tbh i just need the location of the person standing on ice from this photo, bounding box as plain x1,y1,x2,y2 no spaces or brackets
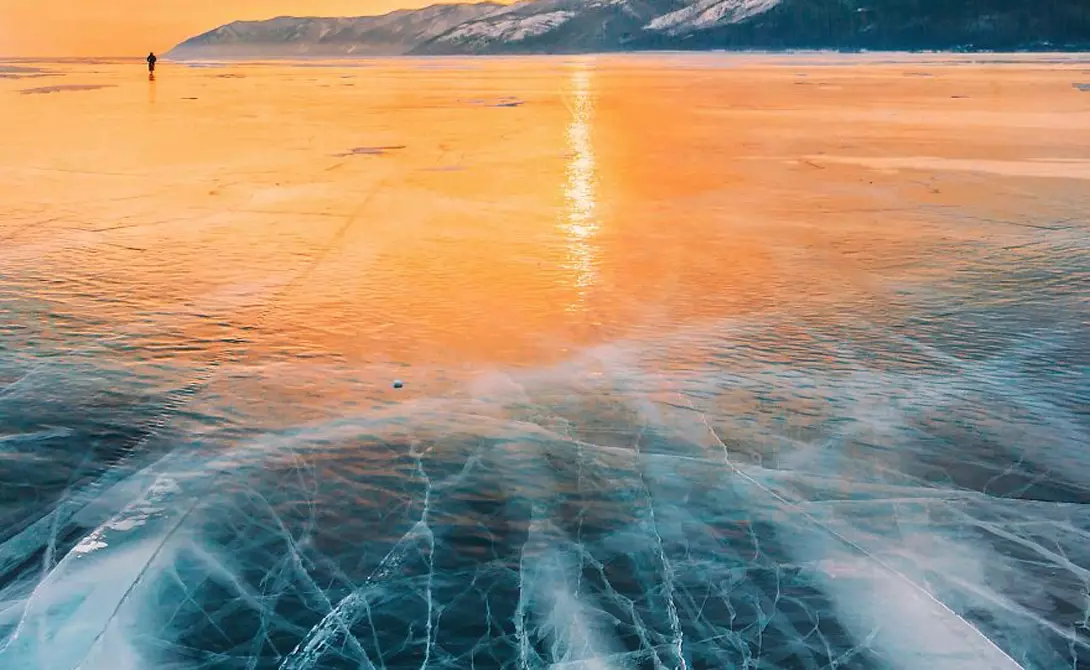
147,52,157,74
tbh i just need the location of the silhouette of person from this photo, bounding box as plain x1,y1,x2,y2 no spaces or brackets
147,52,157,74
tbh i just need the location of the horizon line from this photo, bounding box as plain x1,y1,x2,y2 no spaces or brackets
5,49,1090,61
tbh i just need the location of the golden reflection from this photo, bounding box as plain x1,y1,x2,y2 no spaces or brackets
2,57,1078,371
560,61,600,312
0,0,517,57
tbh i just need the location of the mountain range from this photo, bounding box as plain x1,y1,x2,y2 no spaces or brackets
166,0,1090,58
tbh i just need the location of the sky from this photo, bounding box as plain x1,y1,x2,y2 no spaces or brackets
0,0,507,57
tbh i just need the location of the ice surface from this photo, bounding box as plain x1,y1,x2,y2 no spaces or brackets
1,54,1089,669
334,146,408,157
807,156,1090,181
18,84,115,95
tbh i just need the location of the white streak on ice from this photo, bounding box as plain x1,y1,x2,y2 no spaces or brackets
677,395,1025,670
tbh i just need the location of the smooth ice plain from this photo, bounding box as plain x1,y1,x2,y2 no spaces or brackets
1,53,1089,670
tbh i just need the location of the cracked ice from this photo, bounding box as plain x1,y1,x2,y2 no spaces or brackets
2,329,1088,669
2,55,1089,670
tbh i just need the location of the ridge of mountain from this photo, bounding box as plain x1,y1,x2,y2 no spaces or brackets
166,0,1090,59
167,3,504,58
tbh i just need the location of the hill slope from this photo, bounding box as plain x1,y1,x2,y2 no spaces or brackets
167,3,503,58
628,0,1090,51
167,0,1090,58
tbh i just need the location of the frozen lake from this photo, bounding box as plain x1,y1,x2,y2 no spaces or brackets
1,54,1089,669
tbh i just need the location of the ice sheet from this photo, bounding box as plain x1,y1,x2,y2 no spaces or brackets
1,54,1088,669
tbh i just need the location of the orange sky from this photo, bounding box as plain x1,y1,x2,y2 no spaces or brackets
0,0,507,57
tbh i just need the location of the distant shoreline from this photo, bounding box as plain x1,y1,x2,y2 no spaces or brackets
5,49,1090,63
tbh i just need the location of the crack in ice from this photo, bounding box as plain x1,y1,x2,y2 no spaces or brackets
631,426,687,670
681,393,1027,669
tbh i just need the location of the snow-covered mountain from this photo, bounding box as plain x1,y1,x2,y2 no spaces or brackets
630,0,1090,51
416,0,1090,53
167,3,503,59
645,0,780,36
167,0,1090,59
411,0,686,54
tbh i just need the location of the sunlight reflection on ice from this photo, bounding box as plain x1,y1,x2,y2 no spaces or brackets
1,55,1088,670
560,61,600,313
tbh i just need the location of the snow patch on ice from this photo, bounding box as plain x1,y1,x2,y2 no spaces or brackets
71,540,108,555
70,476,179,557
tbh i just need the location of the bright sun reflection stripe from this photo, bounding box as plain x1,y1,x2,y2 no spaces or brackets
561,61,599,312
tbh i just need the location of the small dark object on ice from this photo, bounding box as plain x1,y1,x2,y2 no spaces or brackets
393,380,404,389
335,145,406,157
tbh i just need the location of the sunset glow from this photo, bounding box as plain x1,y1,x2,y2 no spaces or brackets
0,0,511,57
2,39,1088,667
